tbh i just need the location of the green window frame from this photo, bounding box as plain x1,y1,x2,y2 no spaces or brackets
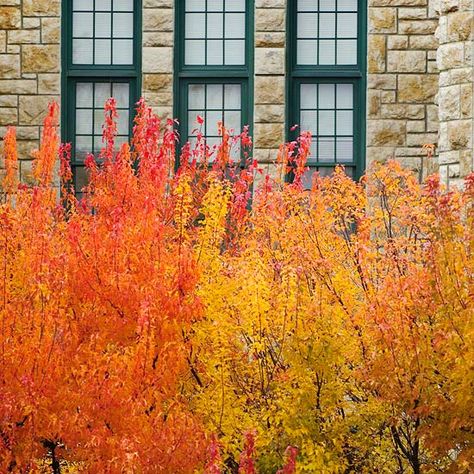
61,0,142,195
287,0,367,185
174,0,254,166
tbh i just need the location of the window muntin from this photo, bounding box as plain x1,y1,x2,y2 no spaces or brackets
74,81,131,160
72,0,134,65
175,0,253,166
296,0,358,66
184,0,246,66
288,0,366,184
63,0,142,195
186,82,243,160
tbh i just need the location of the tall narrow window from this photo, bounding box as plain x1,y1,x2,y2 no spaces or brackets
62,0,142,195
288,0,366,186
174,0,253,164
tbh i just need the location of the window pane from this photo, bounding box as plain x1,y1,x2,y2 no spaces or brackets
73,12,93,37
224,84,241,108
207,84,223,109
184,0,247,66
301,110,317,133
73,39,93,63
319,111,335,135
74,0,93,10
336,110,353,135
113,13,133,37
318,138,335,162
95,39,111,64
185,40,205,64
337,13,358,38
72,1,136,65
207,13,223,38
76,83,93,107
297,13,317,38
76,109,93,135
225,40,245,65
336,84,353,109
95,13,111,38
319,14,335,38
301,84,318,109
225,13,245,38
337,40,357,64
207,40,223,65
113,83,130,108
319,40,335,64
75,137,92,161
336,138,353,162
189,84,205,109
319,84,335,108
94,83,111,108
224,110,241,133
186,13,206,37
296,0,359,66
113,39,133,64
297,40,317,65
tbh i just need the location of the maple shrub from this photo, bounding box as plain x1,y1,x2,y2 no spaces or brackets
0,100,473,474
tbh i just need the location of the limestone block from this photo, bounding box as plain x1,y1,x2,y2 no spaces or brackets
0,95,16,107
255,76,285,104
448,120,471,149
369,8,397,33
368,90,381,117
256,32,285,48
381,91,396,103
368,36,386,73
256,8,285,31
255,104,284,123
437,42,464,70
366,146,396,165
407,120,425,133
143,32,173,47
19,95,56,125
409,35,438,49
399,20,438,34
255,48,285,75
387,50,426,72
447,12,473,41
0,54,20,78
368,74,397,90
38,74,60,94
381,104,425,119
8,29,40,43
460,84,472,117
406,132,437,146
398,8,427,19
387,35,408,49
0,107,17,125
256,0,286,7
398,74,438,102
426,104,439,132
254,123,284,148
143,8,173,31
0,79,36,94
143,74,173,93
22,0,60,16
370,0,427,6
22,45,59,73
41,17,60,43
142,47,173,73
0,7,20,29
459,150,473,175
367,120,406,146
144,0,173,6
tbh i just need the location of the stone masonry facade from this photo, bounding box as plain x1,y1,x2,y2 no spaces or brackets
0,0,473,187
0,0,60,184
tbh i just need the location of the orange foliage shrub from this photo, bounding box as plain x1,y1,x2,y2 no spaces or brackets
0,100,472,474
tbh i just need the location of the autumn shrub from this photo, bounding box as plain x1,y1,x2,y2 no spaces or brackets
0,100,473,474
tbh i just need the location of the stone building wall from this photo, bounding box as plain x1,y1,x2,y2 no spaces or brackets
0,0,60,184
367,0,440,177
0,1,473,187
436,0,474,188
253,0,286,169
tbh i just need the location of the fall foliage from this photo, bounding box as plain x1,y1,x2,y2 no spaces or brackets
0,100,473,473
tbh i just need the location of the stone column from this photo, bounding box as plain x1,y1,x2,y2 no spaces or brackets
436,0,474,188
0,0,60,184
142,0,174,122
253,0,286,171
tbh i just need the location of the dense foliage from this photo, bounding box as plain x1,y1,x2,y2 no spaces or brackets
0,101,473,473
